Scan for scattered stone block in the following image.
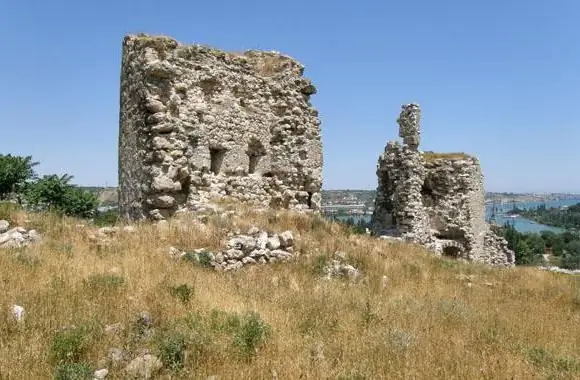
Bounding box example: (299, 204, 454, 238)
(124, 354, 162, 379)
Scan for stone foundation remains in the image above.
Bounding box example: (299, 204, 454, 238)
(170, 228, 295, 271)
(371, 104, 514, 267)
(118, 34, 322, 220)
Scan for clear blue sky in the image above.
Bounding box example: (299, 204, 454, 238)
(1, 1, 579, 192)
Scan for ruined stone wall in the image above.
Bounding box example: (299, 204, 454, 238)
(119, 34, 323, 220)
(371, 141, 400, 235)
(371, 104, 514, 267)
(423, 156, 487, 259)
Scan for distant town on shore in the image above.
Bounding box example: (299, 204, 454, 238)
(86, 187, 580, 217)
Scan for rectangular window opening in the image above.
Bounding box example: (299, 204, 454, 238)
(210, 148, 226, 174)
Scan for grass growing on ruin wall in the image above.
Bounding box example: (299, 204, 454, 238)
(1, 203, 580, 379)
(423, 151, 473, 162)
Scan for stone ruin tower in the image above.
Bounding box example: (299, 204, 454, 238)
(371, 104, 515, 267)
(118, 34, 323, 220)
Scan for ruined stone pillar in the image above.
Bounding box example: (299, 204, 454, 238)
(397, 103, 421, 149)
(371, 104, 431, 243)
(392, 104, 431, 243)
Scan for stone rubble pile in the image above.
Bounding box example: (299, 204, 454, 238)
(0, 220, 41, 249)
(124, 353, 162, 379)
(322, 251, 361, 280)
(171, 227, 295, 271)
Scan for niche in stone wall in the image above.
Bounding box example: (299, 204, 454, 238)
(210, 147, 227, 174)
(435, 227, 465, 241)
(442, 245, 462, 258)
(200, 77, 221, 99)
(421, 181, 436, 208)
(246, 138, 266, 174)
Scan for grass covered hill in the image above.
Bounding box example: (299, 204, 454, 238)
(1, 201, 579, 379)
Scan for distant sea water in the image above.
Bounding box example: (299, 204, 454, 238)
(328, 198, 580, 234)
(485, 198, 580, 233)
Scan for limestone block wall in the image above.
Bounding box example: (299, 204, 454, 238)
(119, 34, 323, 220)
(394, 148, 432, 245)
(371, 141, 401, 235)
(422, 155, 487, 259)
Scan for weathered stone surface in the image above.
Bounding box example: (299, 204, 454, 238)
(93, 368, 109, 379)
(107, 348, 126, 366)
(11, 304, 25, 323)
(0, 220, 9, 234)
(256, 231, 269, 249)
(136, 311, 153, 328)
(266, 235, 281, 250)
(323, 253, 361, 280)
(119, 34, 323, 220)
(278, 230, 293, 248)
(0, 222, 41, 249)
(371, 104, 514, 267)
(124, 354, 162, 379)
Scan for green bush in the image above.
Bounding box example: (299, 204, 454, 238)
(207, 309, 271, 358)
(524, 346, 580, 373)
(53, 362, 93, 380)
(561, 251, 580, 270)
(209, 308, 242, 334)
(156, 331, 187, 371)
(25, 174, 97, 218)
(50, 325, 93, 364)
(313, 255, 328, 276)
(182, 250, 214, 268)
(0, 154, 38, 200)
(233, 311, 271, 360)
(93, 209, 119, 227)
(169, 284, 193, 304)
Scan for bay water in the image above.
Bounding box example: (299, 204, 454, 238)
(328, 198, 580, 234)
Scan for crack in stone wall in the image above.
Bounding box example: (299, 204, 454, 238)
(371, 103, 514, 267)
(119, 34, 323, 220)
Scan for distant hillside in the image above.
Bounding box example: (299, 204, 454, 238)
(321, 190, 375, 206)
(80, 187, 118, 206)
(79, 187, 580, 208)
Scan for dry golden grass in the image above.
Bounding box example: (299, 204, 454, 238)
(423, 151, 473, 162)
(1, 203, 579, 379)
(253, 55, 288, 77)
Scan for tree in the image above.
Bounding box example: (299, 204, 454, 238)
(560, 240, 580, 270)
(0, 154, 38, 200)
(25, 174, 97, 218)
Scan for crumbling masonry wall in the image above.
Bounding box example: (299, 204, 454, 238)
(119, 34, 323, 220)
(371, 104, 514, 267)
